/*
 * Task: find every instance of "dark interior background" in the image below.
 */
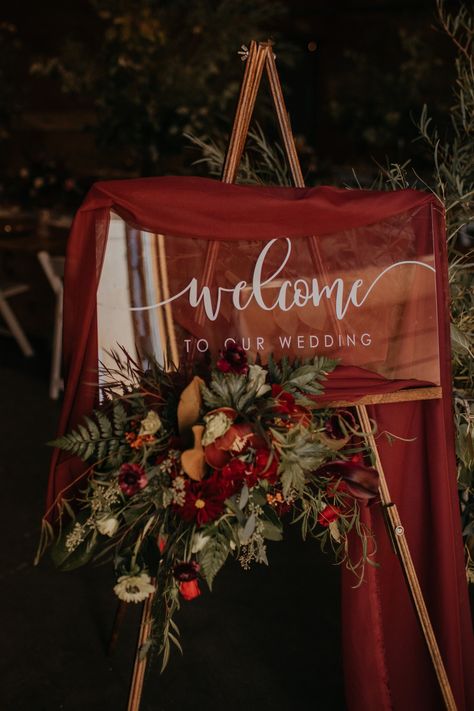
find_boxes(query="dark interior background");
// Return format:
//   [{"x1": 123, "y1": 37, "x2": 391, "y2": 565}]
[{"x1": 0, "y1": 2, "x2": 464, "y2": 710}]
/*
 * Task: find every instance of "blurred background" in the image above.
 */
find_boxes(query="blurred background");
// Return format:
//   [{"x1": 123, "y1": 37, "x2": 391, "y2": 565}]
[
  {"x1": 0, "y1": 1, "x2": 472, "y2": 710},
  {"x1": 0, "y1": 0, "x2": 462, "y2": 344}
]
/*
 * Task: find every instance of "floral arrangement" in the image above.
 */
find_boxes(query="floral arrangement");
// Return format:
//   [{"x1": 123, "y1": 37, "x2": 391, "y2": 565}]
[{"x1": 44, "y1": 345, "x2": 379, "y2": 668}]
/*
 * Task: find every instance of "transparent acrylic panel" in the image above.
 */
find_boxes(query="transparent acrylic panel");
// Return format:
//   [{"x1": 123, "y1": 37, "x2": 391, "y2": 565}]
[{"x1": 97, "y1": 206, "x2": 440, "y2": 385}]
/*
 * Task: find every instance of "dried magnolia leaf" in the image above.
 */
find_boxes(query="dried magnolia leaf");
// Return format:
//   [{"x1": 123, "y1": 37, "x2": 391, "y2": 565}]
[
  {"x1": 329, "y1": 520, "x2": 341, "y2": 543},
  {"x1": 181, "y1": 425, "x2": 205, "y2": 481},
  {"x1": 177, "y1": 376, "x2": 204, "y2": 433}
]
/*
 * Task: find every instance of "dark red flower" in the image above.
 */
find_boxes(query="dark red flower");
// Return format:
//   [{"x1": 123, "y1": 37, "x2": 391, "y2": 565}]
[
  {"x1": 252, "y1": 448, "x2": 279, "y2": 484},
  {"x1": 177, "y1": 473, "x2": 226, "y2": 525},
  {"x1": 318, "y1": 504, "x2": 342, "y2": 527},
  {"x1": 204, "y1": 422, "x2": 265, "y2": 470},
  {"x1": 221, "y1": 457, "x2": 249, "y2": 495},
  {"x1": 271, "y1": 386, "x2": 311, "y2": 427},
  {"x1": 272, "y1": 385, "x2": 295, "y2": 413},
  {"x1": 118, "y1": 463, "x2": 148, "y2": 496},
  {"x1": 173, "y1": 560, "x2": 200, "y2": 581},
  {"x1": 216, "y1": 344, "x2": 248, "y2": 374}
]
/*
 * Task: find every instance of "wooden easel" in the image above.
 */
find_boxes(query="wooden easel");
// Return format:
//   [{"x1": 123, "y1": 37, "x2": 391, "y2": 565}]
[{"x1": 125, "y1": 40, "x2": 457, "y2": 711}]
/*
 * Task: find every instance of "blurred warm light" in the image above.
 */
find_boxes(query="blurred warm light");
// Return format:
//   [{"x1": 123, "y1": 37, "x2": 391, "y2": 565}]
[{"x1": 307, "y1": 40, "x2": 317, "y2": 52}]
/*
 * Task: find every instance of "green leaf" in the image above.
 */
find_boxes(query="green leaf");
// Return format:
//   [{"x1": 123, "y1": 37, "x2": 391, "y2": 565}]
[
  {"x1": 280, "y1": 461, "x2": 305, "y2": 497},
  {"x1": 198, "y1": 533, "x2": 230, "y2": 590},
  {"x1": 238, "y1": 513, "x2": 256, "y2": 544},
  {"x1": 238, "y1": 484, "x2": 249, "y2": 510},
  {"x1": 252, "y1": 487, "x2": 267, "y2": 506},
  {"x1": 262, "y1": 520, "x2": 283, "y2": 541},
  {"x1": 451, "y1": 322, "x2": 473, "y2": 356}
]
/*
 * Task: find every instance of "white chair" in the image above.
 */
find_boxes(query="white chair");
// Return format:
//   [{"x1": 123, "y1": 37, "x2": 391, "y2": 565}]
[
  {"x1": 0, "y1": 283, "x2": 35, "y2": 357},
  {"x1": 37, "y1": 251, "x2": 65, "y2": 399}
]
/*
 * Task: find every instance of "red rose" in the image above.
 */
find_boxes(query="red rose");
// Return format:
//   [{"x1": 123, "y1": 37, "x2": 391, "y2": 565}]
[
  {"x1": 317, "y1": 504, "x2": 341, "y2": 527},
  {"x1": 118, "y1": 463, "x2": 147, "y2": 496},
  {"x1": 204, "y1": 422, "x2": 265, "y2": 470},
  {"x1": 251, "y1": 448, "x2": 279, "y2": 485},
  {"x1": 221, "y1": 457, "x2": 248, "y2": 495},
  {"x1": 179, "y1": 579, "x2": 201, "y2": 601},
  {"x1": 216, "y1": 343, "x2": 248, "y2": 374}
]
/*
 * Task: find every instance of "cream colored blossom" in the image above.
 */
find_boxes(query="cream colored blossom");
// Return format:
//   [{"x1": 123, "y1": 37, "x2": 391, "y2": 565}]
[
  {"x1": 191, "y1": 532, "x2": 210, "y2": 553},
  {"x1": 113, "y1": 573, "x2": 155, "y2": 603},
  {"x1": 65, "y1": 522, "x2": 86, "y2": 552},
  {"x1": 96, "y1": 516, "x2": 119, "y2": 537},
  {"x1": 201, "y1": 411, "x2": 233, "y2": 446},
  {"x1": 248, "y1": 364, "x2": 271, "y2": 397},
  {"x1": 139, "y1": 410, "x2": 162, "y2": 436}
]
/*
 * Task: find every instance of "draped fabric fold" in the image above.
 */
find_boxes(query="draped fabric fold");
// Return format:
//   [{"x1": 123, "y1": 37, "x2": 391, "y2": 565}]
[{"x1": 47, "y1": 177, "x2": 473, "y2": 710}]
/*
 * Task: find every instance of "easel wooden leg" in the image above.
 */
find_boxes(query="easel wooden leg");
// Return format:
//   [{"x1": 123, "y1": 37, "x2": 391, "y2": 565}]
[
  {"x1": 108, "y1": 600, "x2": 128, "y2": 655},
  {"x1": 356, "y1": 404, "x2": 458, "y2": 711},
  {"x1": 127, "y1": 589, "x2": 155, "y2": 711}
]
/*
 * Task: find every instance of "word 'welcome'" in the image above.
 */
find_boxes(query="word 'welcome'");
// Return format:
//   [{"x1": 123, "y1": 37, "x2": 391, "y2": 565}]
[{"x1": 131, "y1": 238, "x2": 435, "y2": 322}]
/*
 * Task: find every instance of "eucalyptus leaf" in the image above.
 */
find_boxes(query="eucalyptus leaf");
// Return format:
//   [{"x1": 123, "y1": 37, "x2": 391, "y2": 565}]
[
  {"x1": 239, "y1": 513, "x2": 256, "y2": 544},
  {"x1": 262, "y1": 521, "x2": 283, "y2": 541},
  {"x1": 238, "y1": 484, "x2": 249, "y2": 510}
]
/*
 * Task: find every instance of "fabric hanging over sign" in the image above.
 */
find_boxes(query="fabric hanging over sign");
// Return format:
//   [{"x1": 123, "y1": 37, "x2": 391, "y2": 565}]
[{"x1": 47, "y1": 176, "x2": 473, "y2": 711}]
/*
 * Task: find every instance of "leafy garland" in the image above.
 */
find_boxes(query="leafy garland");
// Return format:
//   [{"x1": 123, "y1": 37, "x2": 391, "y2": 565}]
[{"x1": 44, "y1": 345, "x2": 379, "y2": 669}]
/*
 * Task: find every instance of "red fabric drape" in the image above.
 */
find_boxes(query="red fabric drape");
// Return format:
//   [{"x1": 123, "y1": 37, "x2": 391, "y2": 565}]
[{"x1": 47, "y1": 177, "x2": 473, "y2": 710}]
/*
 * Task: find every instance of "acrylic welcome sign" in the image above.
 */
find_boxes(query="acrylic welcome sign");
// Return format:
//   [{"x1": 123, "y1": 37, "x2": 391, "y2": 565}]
[{"x1": 97, "y1": 200, "x2": 440, "y2": 386}]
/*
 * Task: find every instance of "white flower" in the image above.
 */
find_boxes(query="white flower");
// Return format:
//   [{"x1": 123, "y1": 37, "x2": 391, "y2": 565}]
[
  {"x1": 96, "y1": 516, "x2": 119, "y2": 537},
  {"x1": 139, "y1": 410, "x2": 162, "y2": 436},
  {"x1": 191, "y1": 532, "x2": 210, "y2": 554},
  {"x1": 113, "y1": 573, "x2": 155, "y2": 603},
  {"x1": 248, "y1": 364, "x2": 271, "y2": 397},
  {"x1": 201, "y1": 411, "x2": 233, "y2": 446},
  {"x1": 171, "y1": 475, "x2": 186, "y2": 506}
]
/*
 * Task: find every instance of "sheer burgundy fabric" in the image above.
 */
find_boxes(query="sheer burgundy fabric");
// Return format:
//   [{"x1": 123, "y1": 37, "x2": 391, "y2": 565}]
[{"x1": 47, "y1": 177, "x2": 473, "y2": 710}]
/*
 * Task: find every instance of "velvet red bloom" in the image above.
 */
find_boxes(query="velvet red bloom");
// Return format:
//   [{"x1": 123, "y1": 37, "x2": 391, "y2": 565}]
[
  {"x1": 204, "y1": 422, "x2": 265, "y2": 469},
  {"x1": 118, "y1": 463, "x2": 148, "y2": 496},
  {"x1": 173, "y1": 560, "x2": 200, "y2": 581},
  {"x1": 177, "y1": 474, "x2": 226, "y2": 525},
  {"x1": 318, "y1": 504, "x2": 342, "y2": 527},
  {"x1": 216, "y1": 343, "x2": 248, "y2": 374},
  {"x1": 252, "y1": 448, "x2": 279, "y2": 485},
  {"x1": 221, "y1": 457, "x2": 249, "y2": 495}
]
